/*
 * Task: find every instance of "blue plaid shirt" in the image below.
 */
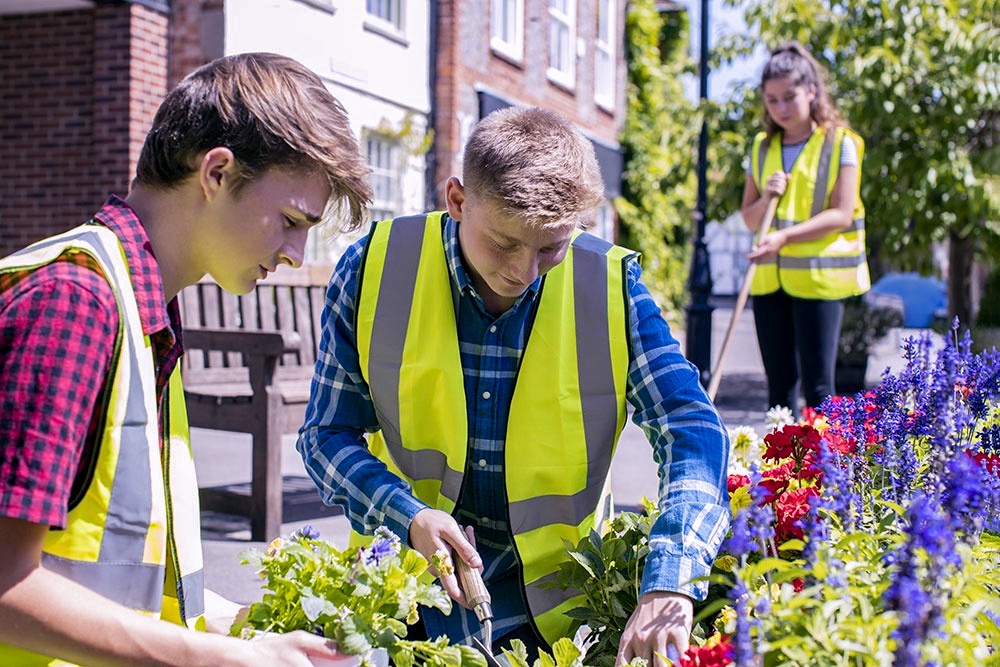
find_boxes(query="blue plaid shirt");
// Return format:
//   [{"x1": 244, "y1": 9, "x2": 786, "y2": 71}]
[{"x1": 297, "y1": 215, "x2": 730, "y2": 647}]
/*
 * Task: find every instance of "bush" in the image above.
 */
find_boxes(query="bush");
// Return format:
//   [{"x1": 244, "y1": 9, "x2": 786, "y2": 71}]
[
  {"x1": 976, "y1": 270, "x2": 1000, "y2": 328},
  {"x1": 837, "y1": 295, "x2": 904, "y2": 364}
]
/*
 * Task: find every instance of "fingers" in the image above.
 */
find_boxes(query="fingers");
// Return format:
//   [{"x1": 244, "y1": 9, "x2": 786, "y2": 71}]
[{"x1": 408, "y1": 510, "x2": 482, "y2": 606}]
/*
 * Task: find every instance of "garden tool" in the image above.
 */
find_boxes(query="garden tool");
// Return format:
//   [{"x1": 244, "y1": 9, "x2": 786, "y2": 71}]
[
  {"x1": 455, "y1": 556, "x2": 500, "y2": 666},
  {"x1": 707, "y1": 196, "x2": 779, "y2": 402}
]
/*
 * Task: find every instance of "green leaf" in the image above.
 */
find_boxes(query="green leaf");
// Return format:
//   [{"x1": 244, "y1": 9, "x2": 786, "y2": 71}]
[{"x1": 551, "y1": 638, "x2": 582, "y2": 667}]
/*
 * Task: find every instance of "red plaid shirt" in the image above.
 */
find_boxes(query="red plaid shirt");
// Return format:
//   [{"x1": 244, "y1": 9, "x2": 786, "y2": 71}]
[{"x1": 0, "y1": 196, "x2": 183, "y2": 528}]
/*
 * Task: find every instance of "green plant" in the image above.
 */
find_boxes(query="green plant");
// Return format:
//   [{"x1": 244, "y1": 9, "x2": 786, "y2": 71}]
[
  {"x1": 617, "y1": 0, "x2": 697, "y2": 323},
  {"x1": 231, "y1": 526, "x2": 485, "y2": 667},
  {"x1": 975, "y1": 270, "x2": 1000, "y2": 328},
  {"x1": 837, "y1": 296, "x2": 903, "y2": 363}
]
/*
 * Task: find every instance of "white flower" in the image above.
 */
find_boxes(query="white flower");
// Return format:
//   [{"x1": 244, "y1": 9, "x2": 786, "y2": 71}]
[{"x1": 765, "y1": 405, "x2": 795, "y2": 427}]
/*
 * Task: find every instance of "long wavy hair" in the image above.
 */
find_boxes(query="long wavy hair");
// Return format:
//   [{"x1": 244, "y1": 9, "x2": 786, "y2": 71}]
[{"x1": 760, "y1": 41, "x2": 848, "y2": 138}]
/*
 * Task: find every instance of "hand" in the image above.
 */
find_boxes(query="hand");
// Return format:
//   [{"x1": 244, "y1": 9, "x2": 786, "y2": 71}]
[
  {"x1": 747, "y1": 230, "x2": 787, "y2": 263},
  {"x1": 616, "y1": 592, "x2": 693, "y2": 667},
  {"x1": 241, "y1": 630, "x2": 355, "y2": 666},
  {"x1": 764, "y1": 172, "x2": 789, "y2": 199},
  {"x1": 409, "y1": 509, "x2": 482, "y2": 607}
]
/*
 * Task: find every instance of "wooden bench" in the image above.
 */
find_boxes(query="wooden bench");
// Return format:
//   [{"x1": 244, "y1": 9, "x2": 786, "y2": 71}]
[{"x1": 179, "y1": 263, "x2": 333, "y2": 541}]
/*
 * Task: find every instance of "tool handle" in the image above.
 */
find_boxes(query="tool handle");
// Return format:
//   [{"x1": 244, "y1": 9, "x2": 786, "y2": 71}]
[
  {"x1": 455, "y1": 556, "x2": 492, "y2": 612},
  {"x1": 706, "y1": 196, "x2": 779, "y2": 401}
]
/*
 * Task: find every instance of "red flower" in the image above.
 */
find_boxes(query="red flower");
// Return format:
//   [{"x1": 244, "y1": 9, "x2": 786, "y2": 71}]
[
  {"x1": 968, "y1": 450, "x2": 1000, "y2": 477},
  {"x1": 774, "y1": 487, "x2": 820, "y2": 541},
  {"x1": 758, "y1": 475, "x2": 789, "y2": 504},
  {"x1": 727, "y1": 474, "x2": 750, "y2": 493},
  {"x1": 678, "y1": 635, "x2": 734, "y2": 666}
]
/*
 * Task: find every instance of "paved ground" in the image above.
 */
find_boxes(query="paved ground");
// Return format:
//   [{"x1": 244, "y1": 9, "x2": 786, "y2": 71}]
[{"x1": 195, "y1": 298, "x2": 911, "y2": 605}]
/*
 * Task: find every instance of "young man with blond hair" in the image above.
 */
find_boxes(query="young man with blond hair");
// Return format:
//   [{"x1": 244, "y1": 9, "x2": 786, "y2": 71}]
[
  {"x1": 298, "y1": 105, "x2": 731, "y2": 666},
  {"x1": 0, "y1": 52, "x2": 371, "y2": 665}
]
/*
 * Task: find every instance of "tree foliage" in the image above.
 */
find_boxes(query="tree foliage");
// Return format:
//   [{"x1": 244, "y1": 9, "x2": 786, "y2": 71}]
[
  {"x1": 711, "y1": 0, "x2": 999, "y2": 322},
  {"x1": 616, "y1": 0, "x2": 699, "y2": 322}
]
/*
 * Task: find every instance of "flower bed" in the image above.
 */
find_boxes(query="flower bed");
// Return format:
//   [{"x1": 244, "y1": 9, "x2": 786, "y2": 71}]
[
  {"x1": 557, "y1": 327, "x2": 999, "y2": 666},
  {"x1": 233, "y1": 327, "x2": 998, "y2": 666}
]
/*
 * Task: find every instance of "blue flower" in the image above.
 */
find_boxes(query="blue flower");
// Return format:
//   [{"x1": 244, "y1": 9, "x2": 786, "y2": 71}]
[
  {"x1": 291, "y1": 524, "x2": 320, "y2": 542},
  {"x1": 361, "y1": 526, "x2": 402, "y2": 566}
]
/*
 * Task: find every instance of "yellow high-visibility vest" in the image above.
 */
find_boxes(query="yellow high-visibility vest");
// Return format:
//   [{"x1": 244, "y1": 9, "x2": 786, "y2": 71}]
[
  {"x1": 0, "y1": 224, "x2": 205, "y2": 666},
  {"x1": 353, "y1": 213, "x2": 633, "y2": 646},
  {"x1": 750, "y1": 125, "x2": 870, "y2": 299}
]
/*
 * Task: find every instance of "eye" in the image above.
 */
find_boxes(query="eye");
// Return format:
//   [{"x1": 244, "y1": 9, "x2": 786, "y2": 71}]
[
  {"x1": 492, "y1": 240, "x2": 517, "y2": 253},
  {"x1": 283, "y1": 214, "x2": 298, "y2": 229}
]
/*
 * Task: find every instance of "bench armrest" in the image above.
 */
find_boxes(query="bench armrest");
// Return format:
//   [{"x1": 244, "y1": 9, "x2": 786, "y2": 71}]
[{"x1": 183, "y1": 328, "x2": 302, "y2": 356}]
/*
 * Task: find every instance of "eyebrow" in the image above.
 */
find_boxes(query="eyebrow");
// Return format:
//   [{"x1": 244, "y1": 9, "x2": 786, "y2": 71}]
[{"x1": 294, "y1": 208, "x2": 323, "y2": 224}]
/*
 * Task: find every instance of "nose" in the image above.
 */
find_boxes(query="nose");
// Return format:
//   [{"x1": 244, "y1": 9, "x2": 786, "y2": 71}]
[
  {"x1": 278, "y1": 232, "x2": 307, "y2": 269},
  {"x1": 509, "y1": 251, "x2": 540, "y2": 285}
]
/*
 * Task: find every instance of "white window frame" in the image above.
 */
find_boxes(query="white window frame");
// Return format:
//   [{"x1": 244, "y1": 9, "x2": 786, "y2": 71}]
[
  {"x1": 491, "y1": 0, "x2": 524, "y2": 62},
  {"x1": 365, "y1": 134, "x2": 400, "y2": 223},
  {"x1": 548, "y1": 0, "x2": 577, "y2": 89},
  {"x1": 593, "y1": 200, "x2": 615, "y2": 242},
  {"x1": 365, "y1": 0, "x2": 404, "y2": 32},
  {"x1": 594, "y1": 0, "x2": 615, "y2": 109}
]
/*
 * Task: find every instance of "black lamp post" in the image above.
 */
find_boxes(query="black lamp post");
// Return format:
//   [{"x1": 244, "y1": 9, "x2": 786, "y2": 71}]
[{"x1": 685, "y1": 0, "x2": 714, "y2": 386}]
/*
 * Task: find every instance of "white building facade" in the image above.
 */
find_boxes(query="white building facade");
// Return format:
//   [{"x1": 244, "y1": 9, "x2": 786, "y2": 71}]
[{"x1": 224, "y1": 0, "x2": 432, "y2": 262}]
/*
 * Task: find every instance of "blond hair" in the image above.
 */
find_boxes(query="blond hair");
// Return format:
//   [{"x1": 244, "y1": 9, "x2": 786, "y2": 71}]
[
  {"x1": 135, "y1": 52, "x2": 372, "y2": 230},
  {"x1": 462, "y1": 106, "x2": 605, "y2": 228}
]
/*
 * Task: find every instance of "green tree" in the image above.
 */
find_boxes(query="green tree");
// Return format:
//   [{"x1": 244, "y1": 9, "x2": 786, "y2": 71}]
[
  {"x1": 616, "y1": 0, "x2": 699, "y2": 323},
  {"x1": 712, "y1": 0, "x2": 1000, "y2": 326}
]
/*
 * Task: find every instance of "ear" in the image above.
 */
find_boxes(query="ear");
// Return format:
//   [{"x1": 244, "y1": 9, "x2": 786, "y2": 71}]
[
  {"x1": 444, "y1": 177, "x2": 465, "y2": 221},
  {"x1": 806, "y1": 83, "x2": 818, "y2": 101},
  {"x1": 198, "y1": 147, "x2": 238, "y2": 201}
]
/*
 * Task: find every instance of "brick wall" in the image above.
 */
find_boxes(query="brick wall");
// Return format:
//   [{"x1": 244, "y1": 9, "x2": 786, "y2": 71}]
[
  {"x1": 0, "y1": 4, "x2": 168, "y2": 257},
  {"x1": 432, "y1": 0, "x2": 624, "y2": 208}
]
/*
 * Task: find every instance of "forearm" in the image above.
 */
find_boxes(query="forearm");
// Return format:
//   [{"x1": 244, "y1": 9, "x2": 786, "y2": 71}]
[
  {"x1": 0, "y1": 565, "x2": 250, "y2": 667},
  {"x1": 780, "y1": 207, "x2": 853, "y2": 245},
  {"x1": 740, "y1": 192, "x2": 773, "y2": 233},
  {"x1": 297, "y1": 427, "x2": 427, "y2": 538}
]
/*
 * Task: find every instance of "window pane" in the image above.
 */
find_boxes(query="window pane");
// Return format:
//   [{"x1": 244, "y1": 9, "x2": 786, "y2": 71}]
[
  {"x1": 367, "y1": 0, "x2": 402, "y2": 28},
  {"x1": 366, "y1": 136, "x2": 399, "y2": 221}
]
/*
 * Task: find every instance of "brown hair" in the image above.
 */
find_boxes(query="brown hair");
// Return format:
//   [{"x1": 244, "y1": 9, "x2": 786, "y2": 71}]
[
  {"x1": 760, "y1": 41, "x2": 847, "y2": 138},
  {"x1": 462, "y1": 106, "x2": 605, "y2": 229},
  {"x1": 135, "y1": 52, "x2": 372, "y2": 230}
]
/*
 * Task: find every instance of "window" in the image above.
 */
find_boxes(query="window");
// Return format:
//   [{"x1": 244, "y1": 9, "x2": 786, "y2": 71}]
[
  {"x1": 491, "y1": 0, "x2": 524, "y2": 62},
  {"x1": 548, "y1": 0, "x2": 576, "y2": 88},
  {"x1": 593, "y1": 200, "x2": 615, "y2": 242},
  {"x1": 366, "y1": 0, "x2": 403, "y2": 30},
  {"x1": 366, "y1": 135, "x2": 400, "y2": 223},
  {"x1": 594, "y1": 0, "x2": 615, "y2": 108}
]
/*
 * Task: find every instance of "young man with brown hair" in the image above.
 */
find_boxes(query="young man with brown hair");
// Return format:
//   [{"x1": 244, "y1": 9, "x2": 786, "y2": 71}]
[
  {"x1": 298, "y1": 106, "x2": 731, "y2": 667},
  {"x1": 0, "y1": 52, "x2": 371, "y2": 666}
]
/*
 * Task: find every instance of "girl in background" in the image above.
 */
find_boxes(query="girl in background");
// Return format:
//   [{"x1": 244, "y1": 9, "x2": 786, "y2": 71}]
[{"x1": 741, "y1": 41, "x2": 871, "y2": 415}]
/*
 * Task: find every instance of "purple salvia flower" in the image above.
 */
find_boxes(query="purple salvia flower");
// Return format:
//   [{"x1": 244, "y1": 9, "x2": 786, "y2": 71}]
[
  {"x1": 723, "y1": 466, "x2": 776, "y2": 559},
  {"x1": 729, "y1": 577, "x2": 757, "y2": 666}
]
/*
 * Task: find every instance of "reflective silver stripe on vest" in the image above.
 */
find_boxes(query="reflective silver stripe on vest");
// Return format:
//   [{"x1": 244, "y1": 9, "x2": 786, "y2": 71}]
[
  {"x1": 25, "y1": 229, "x2": 159, "y2": 609},
  {"x1": 810, "y1": 130, "x2": 836, "y2": 217},
  {"x1": 370, "y1": 215, "x2": 464, "y2": 504},
  {"x1": 40, "y1": 554, "x2": 165, "y2": 613},
  {"x1": 778, "y1": 253, "x2": 868, "y2": 270},
  {"x1": 757, "y1": 138, "x2": 769, "y2": 185},
  {"x1": 525, "y1": 571, "x2": 579, "y2": 617},
  {"x1": 774, "y1": 217, "x2": 865, "y2": 232},
  {"x1": 171, "y1": 569, "x2": 206, "y2": 618},
  {"x1": 508, "y1": 233, "x2": 619, "y2": 534}
]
